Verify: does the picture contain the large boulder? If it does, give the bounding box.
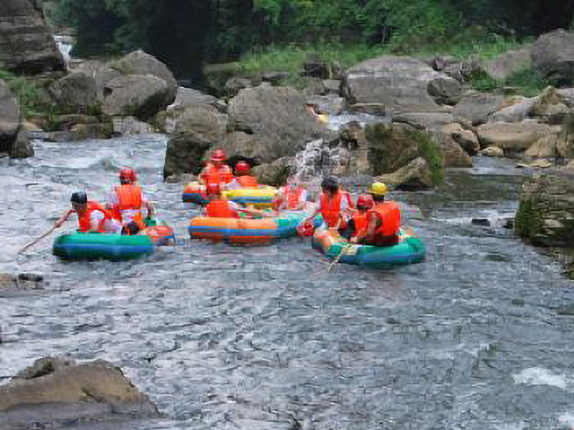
[524,134,558,158]
[480,48,533,81]
[0,79,20,145]
[556,113,574,158]
[48,72,99,114]
[103,75,176,120]
[0,357,159,429]
[531,30,574,86]
[72,60,122,102]
[0,0,65,73]
[163,131,217,179]
[515,172,574,247]
[225,86,324,162]
[252,157,294,186]
[529,86,573,124]
[490,97,538,123]
[111,50,177,93]
[342,56,460,113]
[375,157,433,191]
[476,120,554,153]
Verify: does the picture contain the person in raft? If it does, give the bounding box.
[340,193,374,240]
[199,149,234,188]
[273,176,308,211]
[204,184,273,219]
[55,191,122,233]
[107,168,154,236]
[304,176,354,230]
[226,161,259,190]
[350,182,401,246]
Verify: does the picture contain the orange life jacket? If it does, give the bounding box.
[201,163,233,186]
[205,199,238,218]
[369,201,401,238]
[77,201,111,233]
[352,211,369,237]
[236,175,258,188]
[285,185,304,210]
[113,184,146,229]
[319,191,352,228]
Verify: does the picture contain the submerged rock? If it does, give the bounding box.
[0,357,159,429]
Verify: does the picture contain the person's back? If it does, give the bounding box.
[276,184,307,211]
[368,201,401,245]
[236,175,258,188]
[200,150,233,186]
[204,184,239,218]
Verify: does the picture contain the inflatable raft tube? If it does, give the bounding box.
[312,228,425,269]
[188,210,317,244]
[182,182,278,208]
[53,223,175,261]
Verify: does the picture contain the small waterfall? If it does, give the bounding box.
[53,35,74,65]
[291,138,342,182]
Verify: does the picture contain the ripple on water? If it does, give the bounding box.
[0,138,573,429]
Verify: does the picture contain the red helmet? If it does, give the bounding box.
[211,149,227,161]
[235,161,250,173]
[205,183,221,195]
[119,168,137,183]
[356,194,374,209]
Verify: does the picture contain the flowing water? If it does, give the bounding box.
[1,135,574,430]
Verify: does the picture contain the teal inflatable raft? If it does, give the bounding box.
[312,228,425,269]
[53,233,155,261]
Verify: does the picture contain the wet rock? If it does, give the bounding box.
[515,172,574,247]
[73,60,122,102]
[529,86,573,125]
[342,56,451,113]
[531,29,574,86]
[110,50,178,93]
[252,157,294,186]
[103,75,176,120]
[0,357,159,429]
[9,129,33,158]
[556,113,574,158]
[393,112,455,132]
[347,103,386,116]
[0,80,21,150]
[375,157,433,191]
[226,86,324,162]
[0,273,43,293]
[53,114,100,131]
[480,146,504,157]
[0,0,65,73]
[70,123,114,140]
[163,131,213,179]
[301,78,326,96]
[433,131,473,167]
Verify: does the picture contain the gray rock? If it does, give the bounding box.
[0,357,159,429]
[262,71,290,85]
[226,86,324,162]
[348,103,386,116]
[477,120,554,152]
[103,75,176,120]
[393,112,455,132]
[0,0,65,73]
[452,128,480,155]
[452,92,505,125]
[375,157,433,190]
[224,77,252,97]
[159,102,227,136]
[322,79,341,95]
[252,157,294,186]
[480,48,533,81]
[9,129,33,158]
[427,76,462,105]
[111,50,177,92]
[0,80,20,145]
[342,56,451,113]
[163,131,214,179]
[531,29,574,86]
[48,72,99,114]
[73,60,122,102]
[491,97,538,123]
[112,116,154,135]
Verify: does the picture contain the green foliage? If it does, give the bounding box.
[0,69,53,119]
[407,130,445,185]
[515,197,543,239]
[471,67,548,97]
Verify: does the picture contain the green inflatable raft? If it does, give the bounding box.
[53,232,155,261]
[312,228,426,269]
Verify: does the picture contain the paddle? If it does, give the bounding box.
[327,243,352,272]
[18,225,58,254]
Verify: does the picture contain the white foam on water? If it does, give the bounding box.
[513,367,570,390]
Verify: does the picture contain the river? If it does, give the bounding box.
[1,135,573,430]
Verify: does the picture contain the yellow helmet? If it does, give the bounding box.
[368,182,388,195]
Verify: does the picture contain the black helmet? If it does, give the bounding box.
[70,191,88,205]
[321,176,338,192]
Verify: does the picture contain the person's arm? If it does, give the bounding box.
[351,212,378,243]
[297,190,308,211]
[145,200,154,219]
[54,210,74,228]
